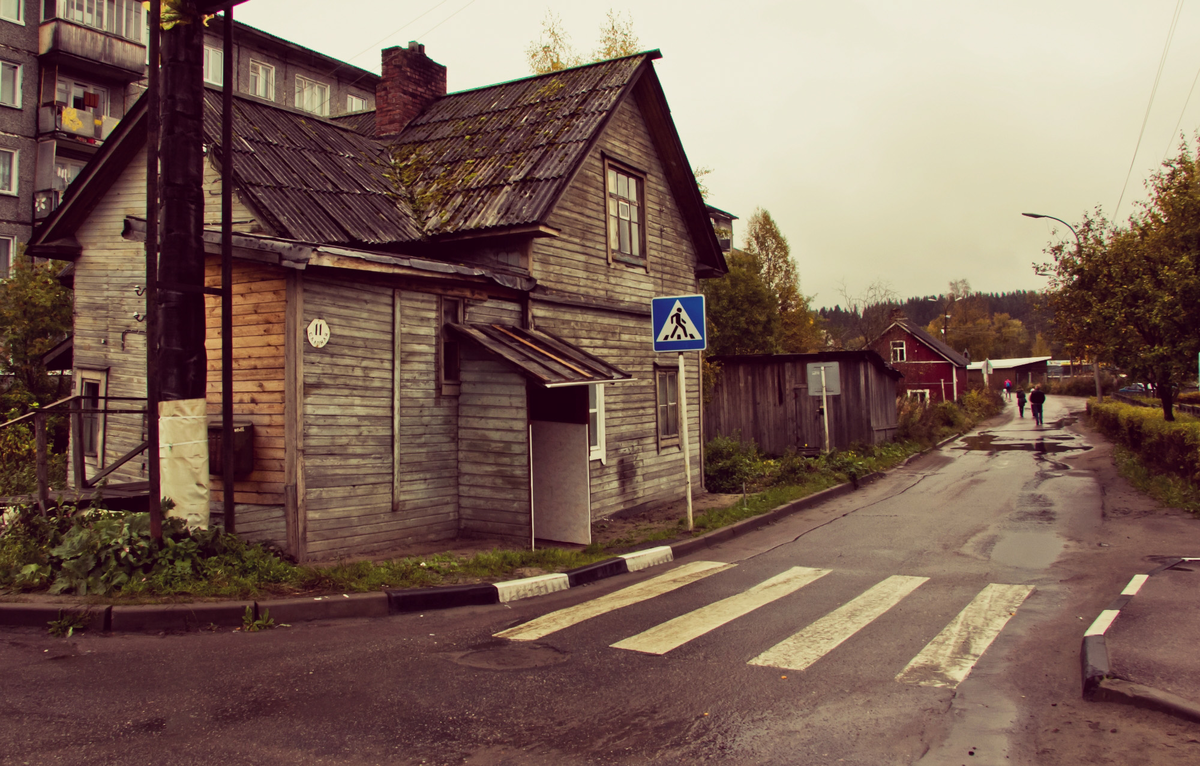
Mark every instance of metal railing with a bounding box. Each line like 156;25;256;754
0;394;148;513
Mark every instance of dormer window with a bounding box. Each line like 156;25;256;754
605;157;646;268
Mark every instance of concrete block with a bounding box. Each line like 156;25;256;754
387;584;498;613
0;603;109;632
495;573;569;603
621;546;673;572
257;592;389;624
110;601;253;632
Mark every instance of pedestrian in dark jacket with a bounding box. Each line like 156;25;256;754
1016;389;1027;418
1029;386;1046;425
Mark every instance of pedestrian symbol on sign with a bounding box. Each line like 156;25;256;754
656;300;702;344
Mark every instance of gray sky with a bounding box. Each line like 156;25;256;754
234;0;1200;307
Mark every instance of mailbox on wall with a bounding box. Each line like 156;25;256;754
207;421;255;480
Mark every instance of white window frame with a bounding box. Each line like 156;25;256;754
295;74;329;116
56;77;109;116
347;93;367;112
77;369;109;465
248;60;274;100
907;389;929;403
0;60;20;108
203;45;223;86
589;384;606;462
0;0;22;24
604;157;646;268
0;235;13;280
0;148;18;196
890;340;906;363
655;367;680;450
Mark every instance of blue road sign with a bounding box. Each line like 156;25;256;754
652;294;706;352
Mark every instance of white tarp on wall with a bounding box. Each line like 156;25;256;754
159;397;210;528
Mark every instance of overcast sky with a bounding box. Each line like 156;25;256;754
234;0;1200;308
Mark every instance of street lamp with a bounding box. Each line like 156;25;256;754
1022;212;1103;401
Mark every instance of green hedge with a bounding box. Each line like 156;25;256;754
1088;401;1200;484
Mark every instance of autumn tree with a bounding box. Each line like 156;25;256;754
0;256;73;413
701;249;780;355
831;280;897;349
1042;140;1200;420
741;209;820;353
527;10;640;74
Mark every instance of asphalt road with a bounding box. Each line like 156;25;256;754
3;395;1199;766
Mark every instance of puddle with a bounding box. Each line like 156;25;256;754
957;434;1089;454
990;531;1063;568
450;640;570;671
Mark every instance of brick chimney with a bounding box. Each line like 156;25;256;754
376;41;447;138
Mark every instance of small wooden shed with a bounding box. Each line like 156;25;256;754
705;351;902;455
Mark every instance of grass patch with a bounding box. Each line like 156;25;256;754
1112;445;1200;514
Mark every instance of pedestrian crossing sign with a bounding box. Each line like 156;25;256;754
652;295;706;352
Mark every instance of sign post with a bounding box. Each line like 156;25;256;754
652;295;706;531
806;362;840;454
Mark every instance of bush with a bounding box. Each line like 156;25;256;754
1088;401;1200;485
703;435;762;493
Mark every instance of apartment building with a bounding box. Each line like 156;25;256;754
0;0;378;276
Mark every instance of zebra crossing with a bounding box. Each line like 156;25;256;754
495;561;1034;689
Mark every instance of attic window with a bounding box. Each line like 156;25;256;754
891;340;906;363
605;158;646;269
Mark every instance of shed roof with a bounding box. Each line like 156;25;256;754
450;323;633;388
707;350;904;380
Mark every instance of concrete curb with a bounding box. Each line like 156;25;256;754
1080;557;1200;722
1;437;958;634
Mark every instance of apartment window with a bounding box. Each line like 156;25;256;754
589;385;606;462
605;159;645;267
656;368;679;448
0;149;17;195
203;45;223;86
347;93;367;112
0;0;20;23
295;75;329;116
248;60;274;100
0;61;19;108
56;78;108;115
0;236;12;280
54;157;86;192
890;340;906;363
59;0;141;38
439;296;462;395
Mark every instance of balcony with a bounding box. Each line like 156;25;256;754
39;104;120;143
39;19;147;81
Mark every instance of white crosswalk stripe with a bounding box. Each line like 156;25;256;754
494;561;1034;688
611;566;831;655
494;560;734;642
749;574;929;671
894;582;1034;688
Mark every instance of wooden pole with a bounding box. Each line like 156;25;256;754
35;413;48;515
221;5;236;533
146;0;162;539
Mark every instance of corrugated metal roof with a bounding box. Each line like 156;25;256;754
450;323;634;388
388;56;647;236
202;90;425;246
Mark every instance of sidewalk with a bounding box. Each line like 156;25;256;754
1082;557;1200;723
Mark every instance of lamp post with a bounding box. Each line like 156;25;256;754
1022;212;1102;401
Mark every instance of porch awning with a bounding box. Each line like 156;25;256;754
450;323;634;388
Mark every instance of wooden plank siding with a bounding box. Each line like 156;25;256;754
300;275;399;558
69;157;150;487
457;346;530;539
705;354;901;455
202;259;288;545
393;289;459;543
530;95;703;520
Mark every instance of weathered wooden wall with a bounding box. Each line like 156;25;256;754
300;274;396;558
532;93;703;520
392;289;459;543
203;258;287;545
70;157;149;485
706;354;900;455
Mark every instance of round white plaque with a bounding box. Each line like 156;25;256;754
306;318;331;348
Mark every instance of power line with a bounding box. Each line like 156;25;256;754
1114;0;1185;220
1163;58;1200;162
416;0;480;41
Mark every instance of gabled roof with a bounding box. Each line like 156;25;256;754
31;53;724;276
881;318;970;367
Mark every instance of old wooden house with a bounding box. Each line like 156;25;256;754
705;351;902;455
869;312;969;404
26;45;727;561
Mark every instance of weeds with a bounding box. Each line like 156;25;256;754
47;610;89;638
241;606;276;632
1113;446;1200;514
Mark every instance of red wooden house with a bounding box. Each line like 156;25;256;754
869;312;969;404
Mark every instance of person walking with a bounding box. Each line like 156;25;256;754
1004;379;1012;401
1016;388;1026;418
1029;385;1046;426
